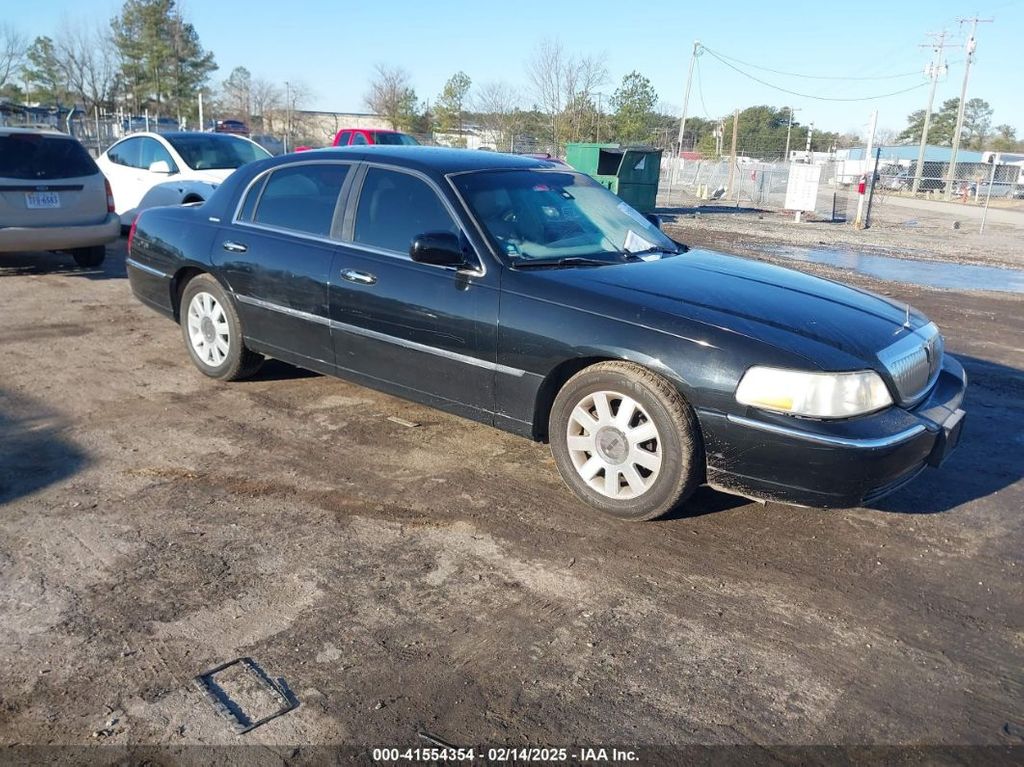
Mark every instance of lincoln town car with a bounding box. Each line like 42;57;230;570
126;147;966;520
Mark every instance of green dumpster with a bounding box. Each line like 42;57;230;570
565;143;663;213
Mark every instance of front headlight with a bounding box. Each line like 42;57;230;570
735;366;893;418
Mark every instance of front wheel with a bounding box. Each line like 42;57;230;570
549;362;703;521
179;274;264;381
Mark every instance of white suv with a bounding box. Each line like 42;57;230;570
0;127;119;267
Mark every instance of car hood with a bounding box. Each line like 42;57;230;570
529;249;927;366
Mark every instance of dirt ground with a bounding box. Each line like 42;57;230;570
0;226;1022;755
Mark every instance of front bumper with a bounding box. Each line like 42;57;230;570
698;355;967;508
0;213;120;253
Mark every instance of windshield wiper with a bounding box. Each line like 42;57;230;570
624;245;682;258
512;256;626;269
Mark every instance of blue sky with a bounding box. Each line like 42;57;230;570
8;0;1022;138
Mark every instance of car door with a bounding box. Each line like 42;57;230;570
330;164;500;421
212;161;352;369
102;136;144;214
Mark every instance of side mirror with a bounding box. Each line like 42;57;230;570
148;160;173;174
410;231;466;267
644;213;662;230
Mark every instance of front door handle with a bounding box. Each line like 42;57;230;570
341;269;377;285
222;240;248;253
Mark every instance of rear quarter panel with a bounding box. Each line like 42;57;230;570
128;206;219;318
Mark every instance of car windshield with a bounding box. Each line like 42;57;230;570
0;133;98;180
452;169;678;262
164;134;270;170
371;131;419;146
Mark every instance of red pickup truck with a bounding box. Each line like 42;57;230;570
331;128;419;147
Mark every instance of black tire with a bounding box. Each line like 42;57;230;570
71;245;105;268
179;273;264;381
549;361;703;521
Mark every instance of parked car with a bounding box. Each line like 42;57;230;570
251;134;285;156
126;146;966;521
331;128;419;147
214;119;249;136
0;127;119;267
96;131;271;225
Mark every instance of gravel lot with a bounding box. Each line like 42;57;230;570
1;225;1021;754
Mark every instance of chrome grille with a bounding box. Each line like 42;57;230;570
877;323;943;406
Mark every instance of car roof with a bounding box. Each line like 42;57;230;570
287;145;558;174
0;126;70;137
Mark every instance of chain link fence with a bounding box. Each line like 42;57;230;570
658;151;1024;226
660;157;858;222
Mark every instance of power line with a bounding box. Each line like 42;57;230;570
700;47;929;102
700;45;922;81
695;54;712;119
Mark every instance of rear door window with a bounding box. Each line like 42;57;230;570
352;167;458;255
251;163;349;237
108;137;143;168
351;132;369;145
0;134;99;180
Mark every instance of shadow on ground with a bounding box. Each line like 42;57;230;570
871;354;1023;514
0;389;88;504
0;245;126;281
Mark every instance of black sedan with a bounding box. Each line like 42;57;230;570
126;146;966;521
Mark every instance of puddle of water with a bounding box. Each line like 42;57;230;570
766;246;1024;294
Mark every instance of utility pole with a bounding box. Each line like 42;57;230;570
784;106;801;162
727;109;739;201
674;40;700;182
912;31;951;195
855;111;878;229
945;16;993;199
284;81;291;153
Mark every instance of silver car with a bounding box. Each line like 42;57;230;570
0;127;120;267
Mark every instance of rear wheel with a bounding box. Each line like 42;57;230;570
71;245;105;268
549;362;703;521
179;273;264;381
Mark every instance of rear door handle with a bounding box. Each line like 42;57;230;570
340;269;377;285
222;240;247;253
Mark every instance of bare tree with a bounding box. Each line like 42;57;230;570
250;76;281;132
220;66;252;121
526;39;608;149
56;21;117;113
474;80;524;152
526;39;564;147
0;22;27;90
364;63;418;130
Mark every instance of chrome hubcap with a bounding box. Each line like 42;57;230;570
567;390;662;500
187;292;230;367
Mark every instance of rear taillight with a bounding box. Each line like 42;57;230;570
127;217;138;253
104;177;115;213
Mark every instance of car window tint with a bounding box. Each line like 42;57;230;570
139;138;175;171
108;137;143;168
252;163;349;237
237;175;267;222
337;131;351;145
164;134;270;170
353;167;457;254
0;134;98;180
351;132;369;145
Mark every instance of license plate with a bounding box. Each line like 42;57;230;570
26;191;60;209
